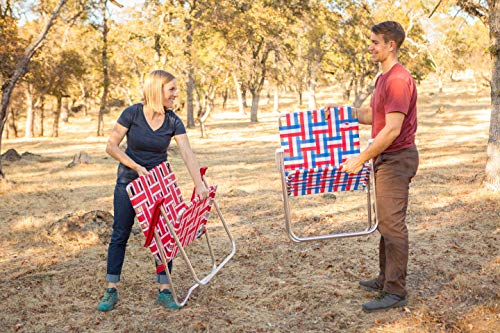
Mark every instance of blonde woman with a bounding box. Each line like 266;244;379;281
97;70;208;312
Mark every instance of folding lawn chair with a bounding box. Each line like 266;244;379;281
275;106;378;242
126;161;236;306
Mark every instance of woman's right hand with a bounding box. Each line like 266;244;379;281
135;165;150;177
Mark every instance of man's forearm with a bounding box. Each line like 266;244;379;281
358;112;404;163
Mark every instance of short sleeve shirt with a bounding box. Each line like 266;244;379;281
370;63;417;153
116;103;186;183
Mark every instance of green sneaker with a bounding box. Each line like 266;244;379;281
97;288;118;312
156;289;183;310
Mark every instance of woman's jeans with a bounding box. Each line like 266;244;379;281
106;182;172;285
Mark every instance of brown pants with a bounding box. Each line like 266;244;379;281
374;145;419;297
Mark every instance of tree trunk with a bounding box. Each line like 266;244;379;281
199;89;215;138
61;98;69;123
80;82;89;116
232;72;245;114
52;95;62;137
25;86;34;138
193;83;203;119
120;86;133;105
242;86;248;108
484;0;499;191
307;79;317;110
353;87;374;108
0;0;68;178
185;13;195;128
222;87;228;110
97;0;109;137
0;121;5;177
249;89;260;123
186;67;195;128
273;85;279;113
8;106;17;138
38;95;45;136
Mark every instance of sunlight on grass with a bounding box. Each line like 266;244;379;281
0;79;497;332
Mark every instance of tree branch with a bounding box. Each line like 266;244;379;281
429;0;443;18
109;0;124;8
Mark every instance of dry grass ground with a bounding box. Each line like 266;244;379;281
0;78;498;332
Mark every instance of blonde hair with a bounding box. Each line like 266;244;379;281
143;70;175;114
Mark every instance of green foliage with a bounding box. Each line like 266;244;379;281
0;15;25;86
323;1;378;105
2;0;494;131
400;23;434;83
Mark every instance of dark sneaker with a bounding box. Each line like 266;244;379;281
359;279;383;292
362;292;407;312
97;288;118;312
156;289;183;310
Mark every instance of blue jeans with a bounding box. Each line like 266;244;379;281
106;182;172;284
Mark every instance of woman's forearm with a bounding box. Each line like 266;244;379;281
106;144;140;171
180;148;203;187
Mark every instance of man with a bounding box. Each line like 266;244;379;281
335;21;419;312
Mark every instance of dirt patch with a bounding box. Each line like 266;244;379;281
47;210;114;244
0;178;16;193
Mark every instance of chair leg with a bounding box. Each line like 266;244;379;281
153;230;184;307
157;200;237;306
203;231;217;270
277;152;378;242
203;174;237;271
364;174;378;234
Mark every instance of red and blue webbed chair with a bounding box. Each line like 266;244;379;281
275;106;378;242
126;162;236;306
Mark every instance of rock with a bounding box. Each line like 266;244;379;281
67;151;91;168
322;193;337;200
21;152;40;159
1;148;21;161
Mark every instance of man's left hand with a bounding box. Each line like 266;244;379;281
341;156;364;174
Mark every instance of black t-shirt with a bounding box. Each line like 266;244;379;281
116;103;186;183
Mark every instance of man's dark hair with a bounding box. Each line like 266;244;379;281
371;21;405;49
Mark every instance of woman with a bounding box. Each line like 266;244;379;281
97;70;208;312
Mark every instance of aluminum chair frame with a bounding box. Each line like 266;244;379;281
275;107;378;242
126;163;236;306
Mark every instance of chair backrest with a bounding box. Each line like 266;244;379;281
279;107;361;171
127;162;216;262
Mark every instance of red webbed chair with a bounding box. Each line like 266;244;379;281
126;162;236;306
275;106;378;242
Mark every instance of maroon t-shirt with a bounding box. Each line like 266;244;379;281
370;63;417;152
